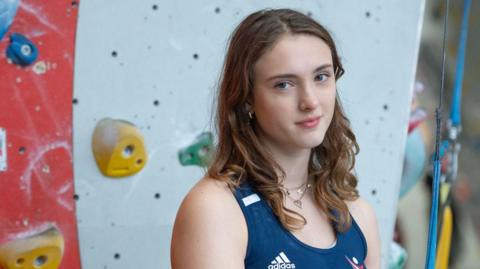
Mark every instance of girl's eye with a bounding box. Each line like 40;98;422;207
315;73;330;82
274;81;291;90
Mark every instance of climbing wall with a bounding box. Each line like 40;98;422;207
0;0;426;268
0;0;81;269
71;1;425;268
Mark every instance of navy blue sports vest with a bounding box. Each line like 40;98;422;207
232;181;368;269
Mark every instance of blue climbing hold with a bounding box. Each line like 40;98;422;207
6;33;39;66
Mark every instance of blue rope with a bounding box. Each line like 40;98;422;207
450;0;472;127
424;0;471;268
425;160;442;269
424;0;449;268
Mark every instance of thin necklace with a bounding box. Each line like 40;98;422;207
282;181;312;209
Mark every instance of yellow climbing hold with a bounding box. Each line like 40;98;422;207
0;226;64;269
92;118;147;178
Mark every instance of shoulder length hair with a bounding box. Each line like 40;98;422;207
207;8;359;232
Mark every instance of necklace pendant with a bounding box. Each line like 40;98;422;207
293;200;302;209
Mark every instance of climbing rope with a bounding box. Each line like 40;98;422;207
424;0;471;268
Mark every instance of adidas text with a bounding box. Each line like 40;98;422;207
268;264;296;269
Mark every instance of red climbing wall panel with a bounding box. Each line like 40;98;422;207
0;1;81;268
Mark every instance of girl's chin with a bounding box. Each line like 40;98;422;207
295;139;325;149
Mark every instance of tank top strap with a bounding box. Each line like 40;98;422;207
232;181;262;207
231;181;267;262
344;213;369;260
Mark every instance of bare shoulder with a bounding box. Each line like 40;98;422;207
345;196;377;225
170;176;247;269
346;196;381;269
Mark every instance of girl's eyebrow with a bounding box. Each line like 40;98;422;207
266;64;333;82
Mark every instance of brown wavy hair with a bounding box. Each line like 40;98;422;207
206;8;359;232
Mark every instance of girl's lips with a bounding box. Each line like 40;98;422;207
296;117;320;128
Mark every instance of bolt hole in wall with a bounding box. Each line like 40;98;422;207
73;98;78;105
123;145;134;157
193;53;199;60
20;44;32;56
34;255;48;266
18;146;26;154
114;253;120;260
16;258;24;265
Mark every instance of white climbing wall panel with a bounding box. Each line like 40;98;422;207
73;1;425;268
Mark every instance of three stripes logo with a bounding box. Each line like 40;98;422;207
267;251;296;269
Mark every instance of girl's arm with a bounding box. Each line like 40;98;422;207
170;178;247;269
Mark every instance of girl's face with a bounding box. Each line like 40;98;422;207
252;34;336;154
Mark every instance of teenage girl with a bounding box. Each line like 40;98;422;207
171;8;381;269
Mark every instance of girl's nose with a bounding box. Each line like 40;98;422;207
299;83;319;111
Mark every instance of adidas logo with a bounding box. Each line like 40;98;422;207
268;251;296;269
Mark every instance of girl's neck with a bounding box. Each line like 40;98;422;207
267;146;312;189
256;129;313;188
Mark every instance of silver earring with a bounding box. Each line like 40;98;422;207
248;111;254;120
